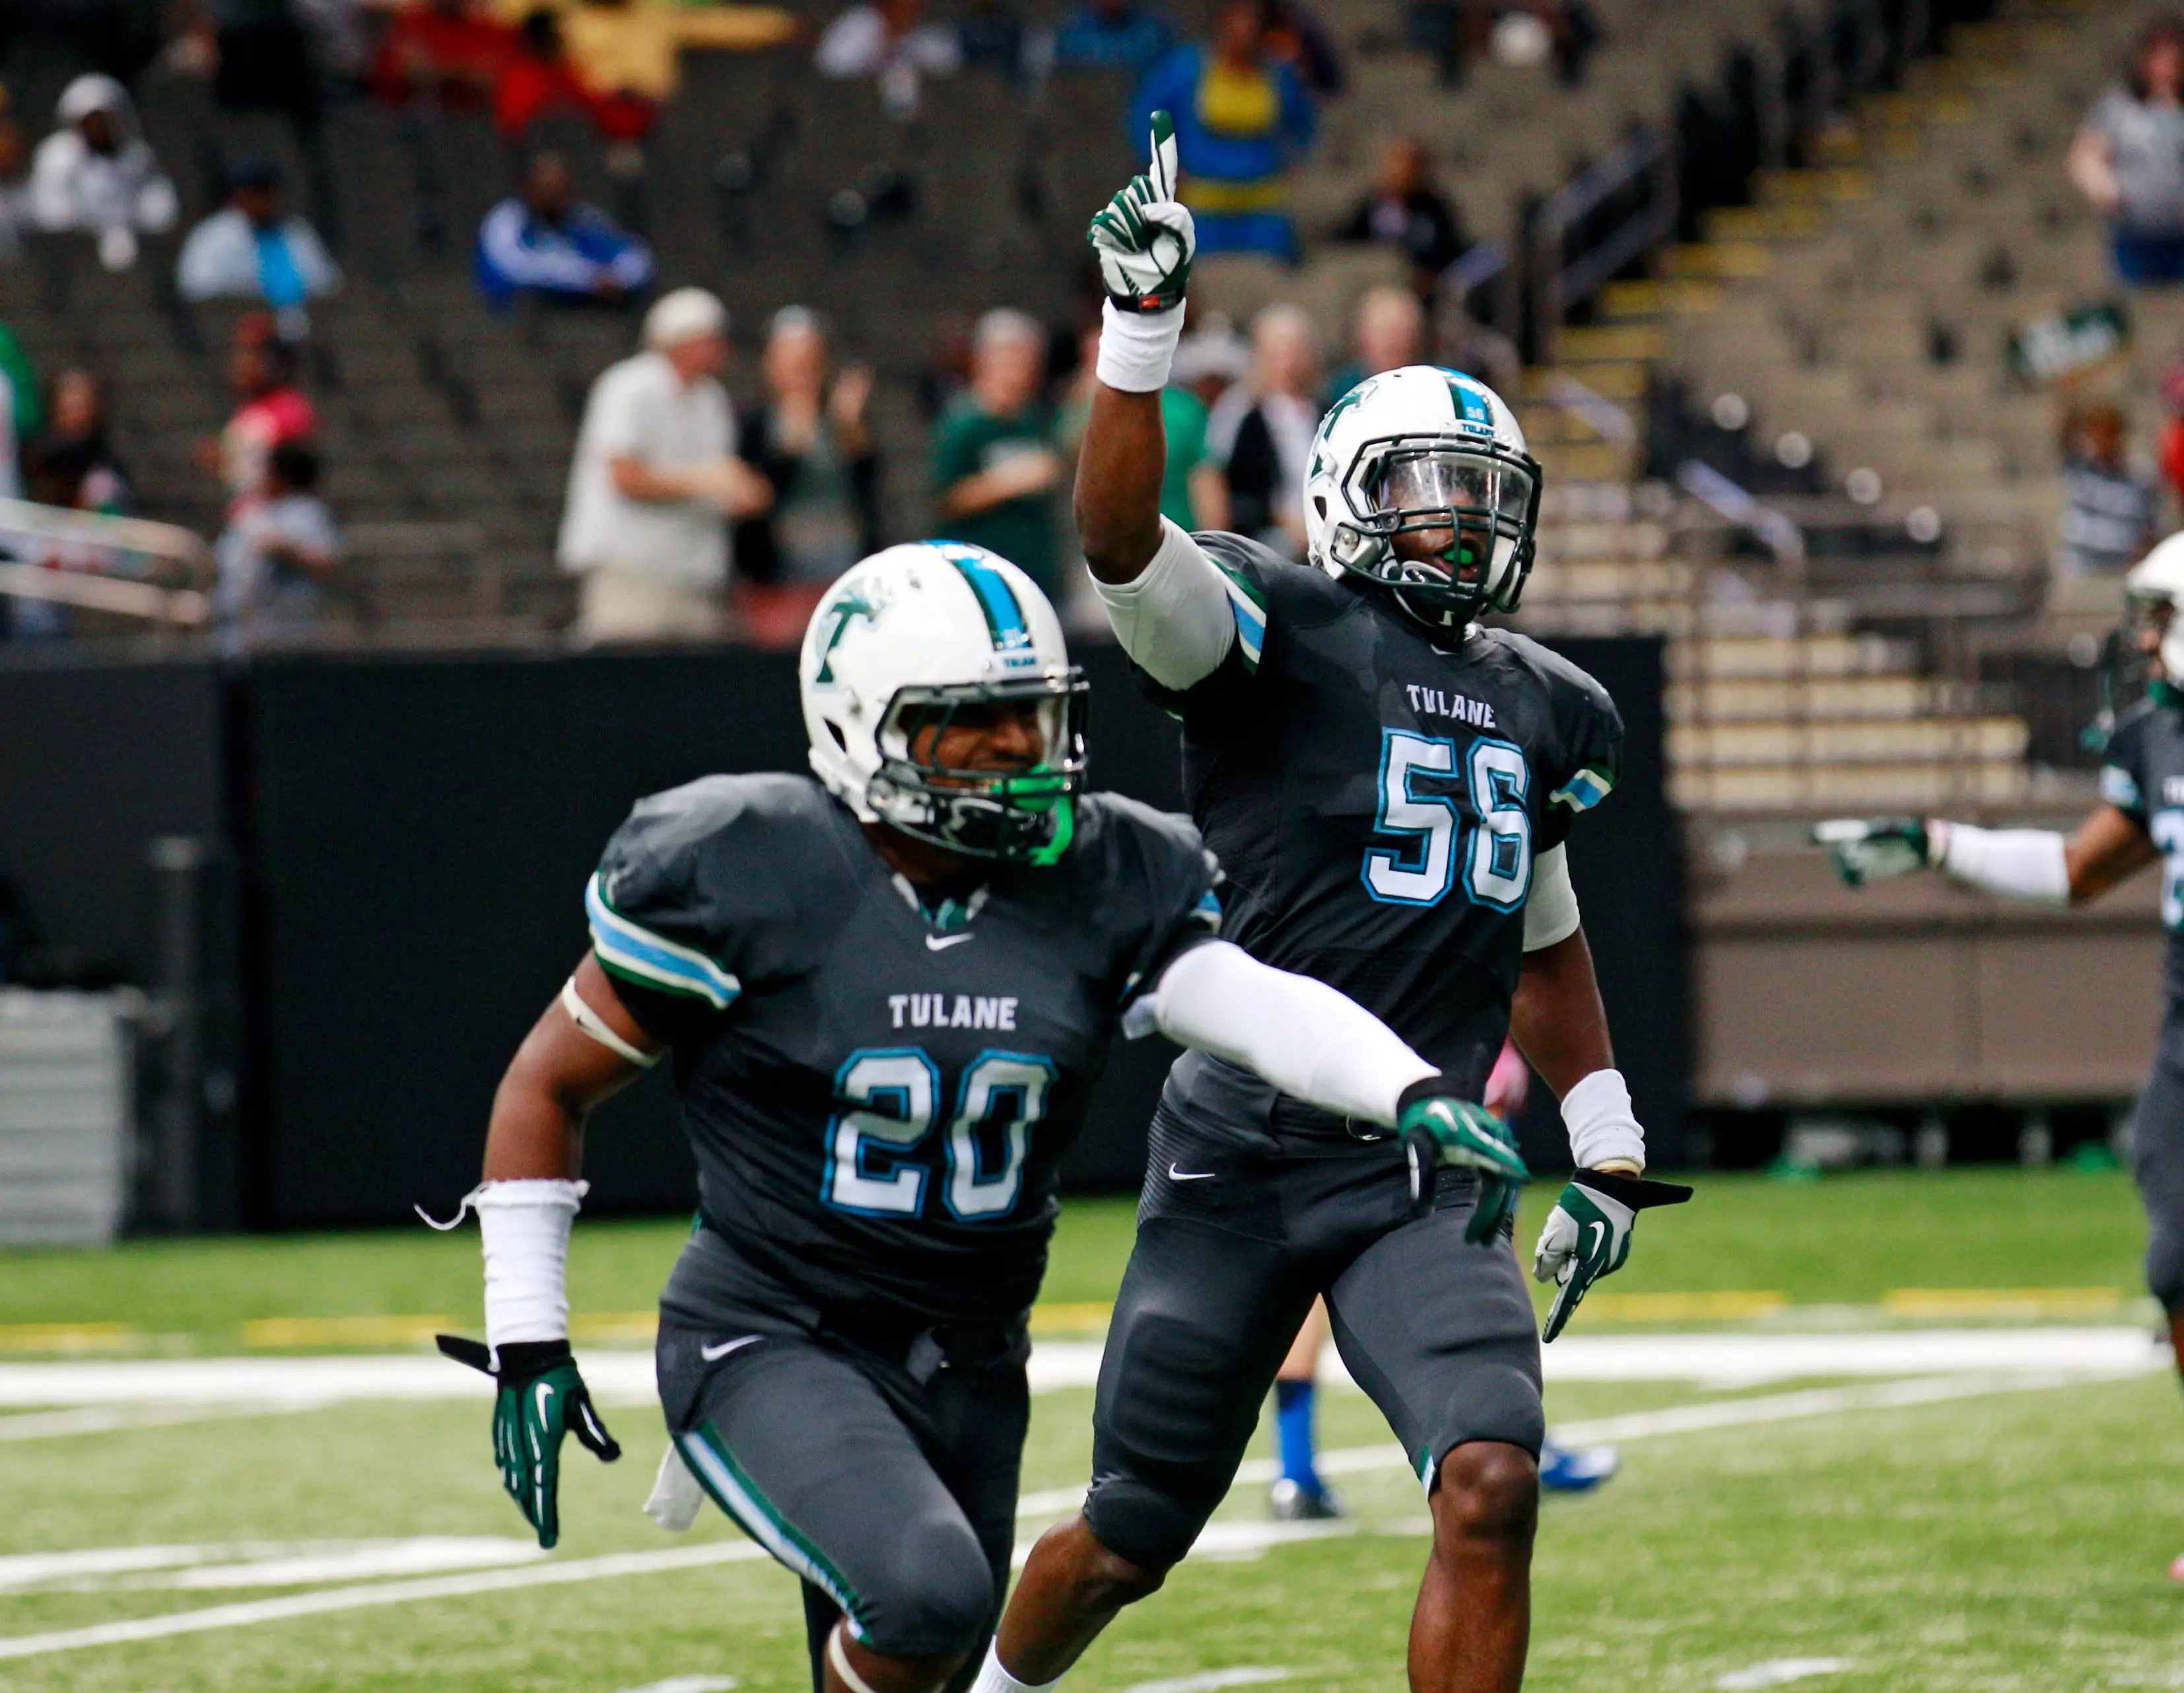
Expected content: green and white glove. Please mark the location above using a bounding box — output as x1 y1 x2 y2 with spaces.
1531 1169 1693 1342
437 1334 621 1548
1812 816 1933 887
1088 110 1195 314
1398 1076 1531 1245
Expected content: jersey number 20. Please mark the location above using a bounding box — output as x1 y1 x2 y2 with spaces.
825 1049 1056 1222
1362 729 1533 909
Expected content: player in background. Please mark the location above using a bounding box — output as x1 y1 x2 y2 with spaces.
969 119 1691 1693
1820 532 2184 1584
1269 1039 1620 1521
431 540 1536 1693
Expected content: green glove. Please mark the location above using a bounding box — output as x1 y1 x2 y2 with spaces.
438 1334 621 1548
1087 110 1196 312
1531 1169 1694 1342
1812 816 1933 886
1398 1077 1530 1245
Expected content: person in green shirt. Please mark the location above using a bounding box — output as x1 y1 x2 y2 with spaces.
933 309 1063 592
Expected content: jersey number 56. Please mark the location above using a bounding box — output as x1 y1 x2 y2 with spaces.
1361 728 1533 909
823 1049 1056 1222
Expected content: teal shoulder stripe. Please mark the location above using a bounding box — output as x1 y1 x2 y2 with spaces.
585 874 741 1009
1549 765 1616 812
1208 559 1266 673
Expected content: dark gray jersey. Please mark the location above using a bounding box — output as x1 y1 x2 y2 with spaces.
2101 695 2184 1001
588 775 1221 1327
1151 533 1622 1119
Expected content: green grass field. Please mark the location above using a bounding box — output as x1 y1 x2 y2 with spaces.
0 1168 2177 1691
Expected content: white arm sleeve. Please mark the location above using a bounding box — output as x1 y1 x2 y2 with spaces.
1144 939 1437 1127
1561 1068 1645 1172
1092 517 1237 693
473 1179 584 1352
1938 823 2070 907
1523 845 1580 950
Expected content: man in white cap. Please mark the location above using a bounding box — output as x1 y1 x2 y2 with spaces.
559 287 774 643
28 73 178 271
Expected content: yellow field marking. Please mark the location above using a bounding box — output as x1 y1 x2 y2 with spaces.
1576 1292 1787 1323
0 1323 135 1354
569 1313 656 1343
1028 1302 1112 1334
242 1317 453 1348
1881 1288 2129 1319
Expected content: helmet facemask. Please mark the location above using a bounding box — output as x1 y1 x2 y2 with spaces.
866 674 1089 865
1325 434 1541 627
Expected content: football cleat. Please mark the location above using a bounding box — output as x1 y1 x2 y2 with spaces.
1269 1477 1346 1521
1538 1439 1620 1494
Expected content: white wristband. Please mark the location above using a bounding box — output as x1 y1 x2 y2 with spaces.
1561 1068 1645 1173
1937 823 2069 907
473 1178 585 1352
1096 298 1185 393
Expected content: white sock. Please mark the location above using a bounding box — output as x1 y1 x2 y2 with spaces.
969 1640 1060 1692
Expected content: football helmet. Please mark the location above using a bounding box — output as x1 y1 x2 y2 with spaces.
800 541 1087 864
2127 532 2184 689
1302 366 1542 629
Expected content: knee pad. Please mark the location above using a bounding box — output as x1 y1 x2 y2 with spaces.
1081 1457 1229 1573
854 1509 998 1660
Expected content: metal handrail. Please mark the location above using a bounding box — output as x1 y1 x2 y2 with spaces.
0 501 212 628
1528 125 1678 346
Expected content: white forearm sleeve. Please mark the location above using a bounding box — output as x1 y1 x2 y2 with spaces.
1143 940 1437 1126
1561 1068 1645 1172
475 1179 584 1351
1092 517 1237 692
1938 823 2070 907
1523 845 1580 951
1095 298 1186 392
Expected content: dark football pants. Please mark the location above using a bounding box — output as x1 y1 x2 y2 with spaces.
656 1301 1026 1669
1083 1104 1544 1572
2134 1006 2184 1316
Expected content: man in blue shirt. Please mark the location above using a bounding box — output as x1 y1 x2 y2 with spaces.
475 153 656 312
176 158 340 327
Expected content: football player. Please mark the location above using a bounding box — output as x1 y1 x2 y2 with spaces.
434 540 1536 1693
971 121 1689 1693
1818 532 2184 1583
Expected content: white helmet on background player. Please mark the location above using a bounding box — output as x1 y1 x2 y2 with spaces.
1302 365 1542 629
800 541 1087 863
2127 531 2184 688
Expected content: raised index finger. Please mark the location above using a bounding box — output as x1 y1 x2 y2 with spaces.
1148 108 1178 202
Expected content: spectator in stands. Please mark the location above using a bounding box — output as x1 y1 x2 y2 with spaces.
27 74 178 271
1326 284 1426 401
0 92 27 263
213 440 341 650
817 0 962 118
934 309 1064 594
1264 1 1342 98
24 370 129 516
1052 0 1173 72
1208 302 1321 556
2070 17 2184 287
372 0 514 109
1064 320 1225 533
2057 401 2158 574
1133 1 1314 263
1409 0 1598 90
732 308 882 648
1332 136 1466 300
201 316 318 500
1171 308 1251 412
958 0 1034 81
176 158 341 334
559 287 772 643
475 152 654 312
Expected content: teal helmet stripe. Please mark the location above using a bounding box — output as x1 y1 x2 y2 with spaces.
935 544 1032 652
1439 368 1495 430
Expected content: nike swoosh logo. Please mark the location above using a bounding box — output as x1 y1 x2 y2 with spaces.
700 1336 762 1362
1167 1163 1216 1181
533 1381 554 1420
924 932 974 951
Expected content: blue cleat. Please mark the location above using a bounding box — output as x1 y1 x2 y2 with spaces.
1538 1439 1620 1494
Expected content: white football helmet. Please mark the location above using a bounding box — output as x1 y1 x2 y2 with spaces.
1302 365 1542 629
2126 531 2184 688
800 541 1087 863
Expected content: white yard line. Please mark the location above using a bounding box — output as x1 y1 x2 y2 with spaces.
0 1402 332 1442
613 1678 737 1692
1124 1669 1293 1692
1717 1659 1854 1689
0 1328 2160 1417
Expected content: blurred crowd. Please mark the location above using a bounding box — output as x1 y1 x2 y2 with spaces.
0 0 1582 650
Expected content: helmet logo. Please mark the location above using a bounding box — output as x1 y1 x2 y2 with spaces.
813 591 882 685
